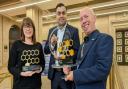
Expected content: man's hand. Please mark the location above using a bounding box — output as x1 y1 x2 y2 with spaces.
53 52 60 60
20 71 35 77
65 71 74 81
63 66 71 75
51 34 58 46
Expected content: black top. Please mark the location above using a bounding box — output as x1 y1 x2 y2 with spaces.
8 40 45 89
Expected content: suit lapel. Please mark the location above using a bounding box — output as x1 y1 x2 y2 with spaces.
51 27 58 53
76 43 84 64
52 27 58 36
78 31 99 68
78 40 95 67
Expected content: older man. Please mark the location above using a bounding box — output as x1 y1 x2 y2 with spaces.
63 7 113 89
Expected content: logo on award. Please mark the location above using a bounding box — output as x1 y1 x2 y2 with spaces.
21 49 40 71
58 39 74 63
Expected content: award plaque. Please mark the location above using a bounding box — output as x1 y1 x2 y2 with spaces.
49 27 77 68
58 39 74 64
51 39 76 68
22 65 41 72
21 49 41 72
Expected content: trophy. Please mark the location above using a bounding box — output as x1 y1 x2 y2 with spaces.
48 27 77 68
51 39 76 68
21 49 41 72
58 39 74 63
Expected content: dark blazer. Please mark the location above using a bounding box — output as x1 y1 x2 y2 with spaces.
73 30 113 89
44 24 80 80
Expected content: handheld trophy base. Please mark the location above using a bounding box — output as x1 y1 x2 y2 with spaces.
51 60 63 68
22 65 41 72
51 64 63 68
51 63 77 69
60 63 78 80
52 59 78 68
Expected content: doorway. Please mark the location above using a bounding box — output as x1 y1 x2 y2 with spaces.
9 25 20 50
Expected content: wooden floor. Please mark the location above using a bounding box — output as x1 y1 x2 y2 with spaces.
41 76 51 89
0 66 128 89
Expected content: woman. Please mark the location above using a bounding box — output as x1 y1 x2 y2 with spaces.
8 17 45 89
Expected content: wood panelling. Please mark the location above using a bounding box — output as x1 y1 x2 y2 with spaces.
0 15 3 67
0 0 21 7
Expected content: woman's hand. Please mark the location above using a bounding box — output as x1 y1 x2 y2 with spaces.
20 71 35 77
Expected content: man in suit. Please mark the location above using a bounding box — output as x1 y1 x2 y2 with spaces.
63 7 113 89
44 3 80 89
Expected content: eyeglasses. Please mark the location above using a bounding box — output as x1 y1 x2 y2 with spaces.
23 25 33 28
56 11 66 16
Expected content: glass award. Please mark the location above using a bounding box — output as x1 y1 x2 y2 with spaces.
51 39 76 68
49 28 77 68
21 50 41 72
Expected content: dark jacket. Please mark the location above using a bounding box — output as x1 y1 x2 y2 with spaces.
44 24 80 80
73 30 113 89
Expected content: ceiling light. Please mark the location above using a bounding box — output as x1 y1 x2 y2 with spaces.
0 0 51 13
42 0 128 18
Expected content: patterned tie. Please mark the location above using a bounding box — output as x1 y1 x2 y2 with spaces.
80 36 89 61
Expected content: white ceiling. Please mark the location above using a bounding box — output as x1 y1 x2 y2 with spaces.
0 0 118 21
0 0 93 17
37 0 93 10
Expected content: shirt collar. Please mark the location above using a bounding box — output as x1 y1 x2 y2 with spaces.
57 23 67 31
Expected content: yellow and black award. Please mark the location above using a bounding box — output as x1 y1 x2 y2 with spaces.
57 39 74 65
48 27 76 68
51 39 75 68
21 49 41 72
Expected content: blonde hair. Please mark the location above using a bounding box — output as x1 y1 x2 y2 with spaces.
80 7 95 16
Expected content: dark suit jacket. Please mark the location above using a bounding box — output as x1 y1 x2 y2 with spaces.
44 24 80 80
73 30 113 89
